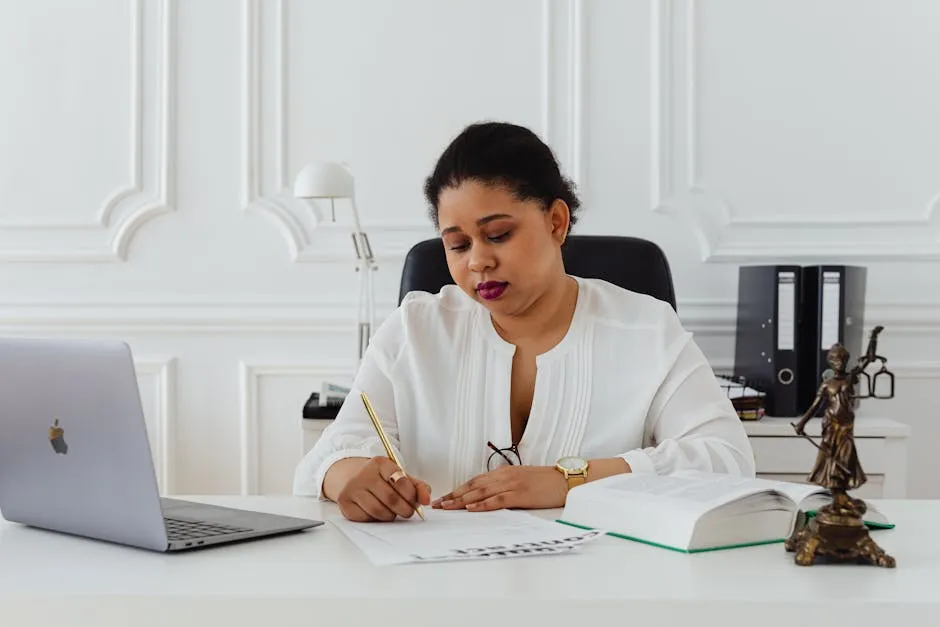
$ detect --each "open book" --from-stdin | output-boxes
[557,470,893,553]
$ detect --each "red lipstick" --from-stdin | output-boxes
[476,281,508,300]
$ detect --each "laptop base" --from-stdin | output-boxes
[161,498,322,552]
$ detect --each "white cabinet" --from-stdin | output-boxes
[742,417,910,498]
[301,416,911,498]
[300,419,333,460]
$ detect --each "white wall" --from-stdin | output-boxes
[1,0,938,497]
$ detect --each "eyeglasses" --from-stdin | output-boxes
[486,441,521,470]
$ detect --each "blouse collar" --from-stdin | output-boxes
[477,275,589,363]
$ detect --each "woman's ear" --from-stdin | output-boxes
[548,199,570,244]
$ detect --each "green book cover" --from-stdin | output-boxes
[555,519,787,554]
[556,513,894,554]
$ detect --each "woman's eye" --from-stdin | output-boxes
[446,231,510,252]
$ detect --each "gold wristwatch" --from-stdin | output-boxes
[555,456,589,490]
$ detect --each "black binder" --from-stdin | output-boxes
[797,265,867,414]
[733,265,802,416]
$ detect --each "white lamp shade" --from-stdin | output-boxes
[293,161,354,199]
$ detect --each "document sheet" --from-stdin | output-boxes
[332,508,603,565]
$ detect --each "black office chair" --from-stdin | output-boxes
[398,235,677,311]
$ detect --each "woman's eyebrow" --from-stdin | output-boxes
[441,213,513,235]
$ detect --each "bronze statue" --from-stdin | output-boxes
[785,325,896,567]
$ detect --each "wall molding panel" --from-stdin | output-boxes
[242,0,576,263]
[238,361,355,495]
[707,358,940,381]
[0,0,176,263]
[289,223,437,264]
[650,0,940,262]
[134,356,178,495]
[241,0,434,262]
[543,0,586,189]
[1,300,938,337]
[0,302,397,334]
[241,0,298,253]
[677,300,940,338]
[888,362,940,381]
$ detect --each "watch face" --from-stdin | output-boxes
[558,456,587,472]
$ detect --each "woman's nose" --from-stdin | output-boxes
[467,247,495,273]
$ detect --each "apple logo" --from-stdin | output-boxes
[49,418,68,454]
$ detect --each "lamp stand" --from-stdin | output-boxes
[348,198,376,364]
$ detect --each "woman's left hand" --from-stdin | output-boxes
[431,466,568,511]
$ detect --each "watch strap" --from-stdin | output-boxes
[566,473,586,490]
[556,459,588,491]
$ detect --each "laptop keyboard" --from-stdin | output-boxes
[164,516,253,541]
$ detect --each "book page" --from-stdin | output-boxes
[739,477,891,526]
[589,471,774,512]
[332,508,603,566]
[747,477,827,506]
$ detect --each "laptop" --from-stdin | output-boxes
[0,337,323,552]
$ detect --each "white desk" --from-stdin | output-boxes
[1,495,937,626]
[303,416,912,497]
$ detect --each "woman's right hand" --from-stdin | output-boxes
[336,456,431,522]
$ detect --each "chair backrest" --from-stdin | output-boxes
[398,235,677,310]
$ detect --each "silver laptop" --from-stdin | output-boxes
[0,337,322,552]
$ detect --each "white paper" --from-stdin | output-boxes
[821,271,841,349]
[776,271,795,351]
[719,378,766,399]
[332,508,604,565]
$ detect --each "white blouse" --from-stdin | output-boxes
[293,276,756,499]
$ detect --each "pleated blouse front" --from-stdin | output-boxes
[294,276,755,499]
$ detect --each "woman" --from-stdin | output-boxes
[293,121,755,522]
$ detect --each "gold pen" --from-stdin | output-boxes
[360,391,425,520]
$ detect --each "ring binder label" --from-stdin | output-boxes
[821,271,841,350]
[777,271,796,351]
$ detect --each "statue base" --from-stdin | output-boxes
[785,492,895,567]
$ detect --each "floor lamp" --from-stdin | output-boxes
[293,161,377,370]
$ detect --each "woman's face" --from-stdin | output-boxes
[436,180,569,318]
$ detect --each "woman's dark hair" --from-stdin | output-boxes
[423,121,581,234]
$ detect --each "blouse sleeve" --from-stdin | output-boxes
[292,315,404,499]
[619,303,757,478]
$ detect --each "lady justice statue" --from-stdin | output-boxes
[785,325,897,567]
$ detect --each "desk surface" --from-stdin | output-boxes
[1,495,937,627]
